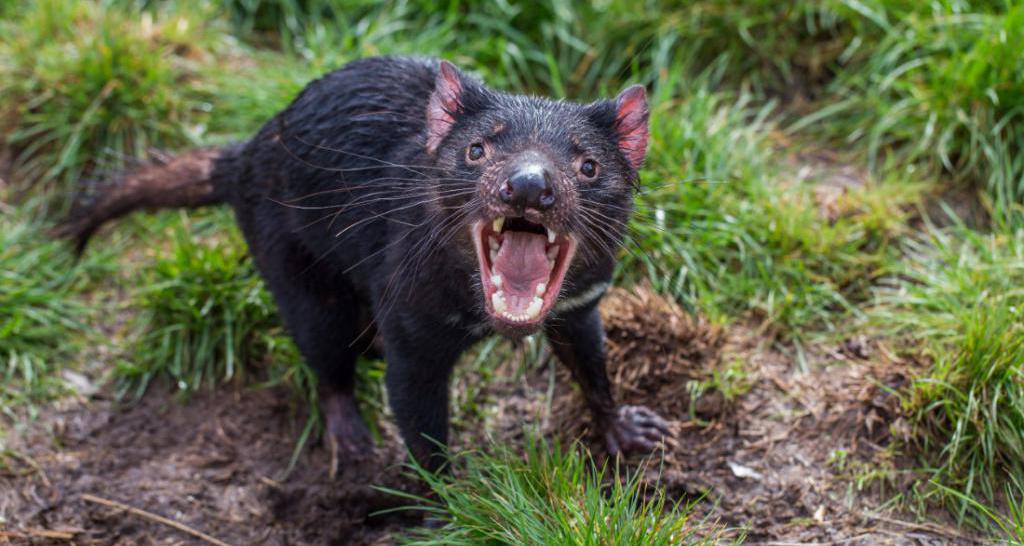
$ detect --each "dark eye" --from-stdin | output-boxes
[467,143,485,161]
[579,159,598,178]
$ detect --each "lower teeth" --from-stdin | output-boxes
[490,288,544,322]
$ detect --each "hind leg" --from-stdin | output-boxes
[290,295,373,478]
[252,239,373,476]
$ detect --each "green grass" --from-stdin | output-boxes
[0,0,222,208]
[873,219,1024,526]
[391,437,734,545]
[932,478,1024,544]
[1006,481,1024,545]
[623,64,920,340]
[118,210,299,399]
[796,2,1024,218]
[0,202,113,417]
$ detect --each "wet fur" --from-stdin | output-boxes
[66,56,654,469]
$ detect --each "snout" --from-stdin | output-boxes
[499,151,557,214]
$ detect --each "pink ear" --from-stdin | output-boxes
[426,61,463,154]
[613,85,649,170]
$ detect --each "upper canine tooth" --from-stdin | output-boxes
[547,228,556,244]
[492,217,505,233]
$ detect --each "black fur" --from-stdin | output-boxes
[71,56,667,471]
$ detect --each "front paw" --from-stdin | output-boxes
[603,405,672,456]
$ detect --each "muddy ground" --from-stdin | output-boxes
[0,287,983,545]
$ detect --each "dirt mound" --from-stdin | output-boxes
[600,286,724,418]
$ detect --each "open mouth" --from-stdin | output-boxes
[472,216,577,327]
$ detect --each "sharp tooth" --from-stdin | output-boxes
[535,283,546,296]
[547,245,559,261]
[525,297,543,319]
[492,273,503,288]
[491,291,507,313]
[492,217,505,233]
[547,228,556,244]
[490,248,498,263]
[488,236,499,251]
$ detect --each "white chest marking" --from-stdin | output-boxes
[554,282,610,314]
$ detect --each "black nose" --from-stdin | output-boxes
[500,167,556,212]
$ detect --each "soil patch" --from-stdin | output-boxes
[1,389,417,545]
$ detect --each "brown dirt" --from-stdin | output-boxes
[0,287,983,545]
[0,387,419,545]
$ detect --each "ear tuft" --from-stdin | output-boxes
[613,84,649,170]
[426,60,464,154]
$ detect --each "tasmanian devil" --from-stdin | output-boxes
[63,56,671,473]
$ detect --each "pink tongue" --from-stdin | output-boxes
[493,231,549,310]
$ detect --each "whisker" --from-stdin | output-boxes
[271,186,476,212]
[299,198,467,275]
[578,176,730,195]
[284,176,479,203]
[374,204,476,322]
[324,187,476,232]
[576,205,658,267]
[576,195,669,235]
[328,192,474,239]
[288,132,442,178]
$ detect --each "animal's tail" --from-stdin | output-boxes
[56,145,238,254]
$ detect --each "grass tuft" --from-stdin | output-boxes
[120,210,296,398]
[800,2,1024,218]
[0,202,112,416]
[0,0,221,208]
[392,436,733,545]
[875,220,1024,525]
